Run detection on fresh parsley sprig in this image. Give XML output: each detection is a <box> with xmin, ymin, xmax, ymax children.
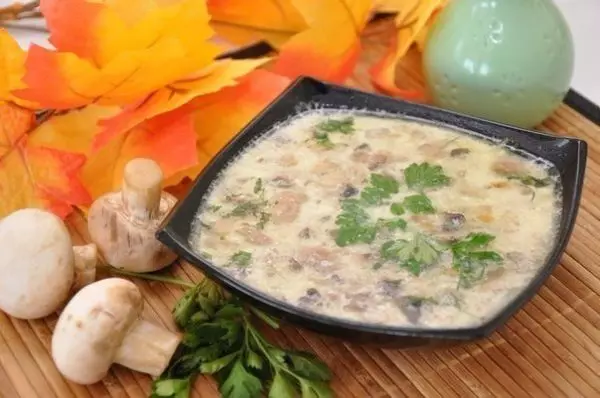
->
<box><xmin>312</xmin><ymin>117</ymin><xmax>355</xmax><ymax>148</ymax></box>
<box><xmin>152</xmin><ymin>278</ymin><xmax>333</xmax><ymax>398</ymax></box>
<box><xmin>360</xmin><ymin>173</ymin><xmax>400</xmax><ymax>205</ymax></box>
<box><xmin>335</xmin><ymin>199</ymin><xmax>378</xmax><ymax>246</ymax></box>
<box><xmin>334</xmin><ymin>174</ymin><xmax>404</xmax><ymax>247</ymax></box>
<box><xmin>404</xmin><ymin>162</ymin><xmax>450</xmax><ymax>191</ymax></box>
<box><xmin>379</xmin><ymin>234</ymin><xmax>440</xmax><ymax>275</ymax></box>
<box><xmin>450</xmin><ymin>233</ymin><xmax>503</xmax><ymax>289</ymax></box>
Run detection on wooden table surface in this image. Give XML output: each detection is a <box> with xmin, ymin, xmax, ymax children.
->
<box><xmin>2</xmin><ymin>18</ymin><xmax>600</xmax><ymax>398</ymax></box>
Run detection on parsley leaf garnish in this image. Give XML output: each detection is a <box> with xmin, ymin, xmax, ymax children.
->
<box><xmin>228</xmin><ymin>251</ymin><xmax>252</xmax><ymax>267</ymax></box>
<box><xmin>380</xmin><ymin>234</ymin><xmax>440</xmax><ymax>275</ymax></box>
<box><xmin>313</xmin><ymin>131</ymin><xmax>334</xmax><ymax>148</ymax></box>
<box><xmin>404</xmin><ymin>162</ymin><xmax>451</xmax><ymax>191</ymax></box>
<box><xmin>507</xmin><ymin>174</ymin><xmax>552</xmax><ymax>188</ymax></box>
<box><xmin>403</xmin><ymin>193</ymin><xmax>435</xmax><ymax>214</ymax></box>
<box><xmin>226</xmin><ymin>178</ymin><xmax>271</xmax><ymax>229</ymax></box>
<box><xmin>152</xmin><ymin>278</ymin><xmax>332</xmax><ymax>398</ymax></box>
<box><xmin>390</xmin><ymin>202</ymin><xmax>405</xmax><ymax>215</ymax></box>
<box><xmin>360</xmin><ymin>173</ymin><xmax>400</xmax><ymax>205</ymax></box>
<box><xmin>335</xmin><ymin>199</ymin><xmax>377</xmax><ymax>246</ymax></box>
<box><xmin>253</xmin><ymin>178</ymin><xmax>263</xmax><ymax>194</ymax></box>
<box><xmin>450</xmin><ymin>233</ymin><xmax>503</xmax><ymax>288</ymax></box>
<box><xmin>316</xmin><ymin>117</ymin><xmax>354</xmax><ymax>133</ymax></box>
<box><xmin>312</xmin><ymin>117</ymin><xmax>355</xmax><ymax>148</ymax></box>
<box><xmin>380</xmin><ymin>218</ymin><xmax>407</xmax><ymax>231</ymax></box>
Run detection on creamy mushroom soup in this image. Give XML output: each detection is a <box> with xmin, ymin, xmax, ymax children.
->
<box><xmin>190</xmin><ymin>111</ymin><xmax>561</xmax><ymax>329</ymax></box>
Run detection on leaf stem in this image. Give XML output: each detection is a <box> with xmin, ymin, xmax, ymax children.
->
<box><xmin>249</xmin><ymin>306</ymin><xmax>280</xmax><ymax>329</ymax></box>
<box><xmin>98</xmin><ymin>265</ymin><xmax>195</xmax><ymax>288</ymax></box>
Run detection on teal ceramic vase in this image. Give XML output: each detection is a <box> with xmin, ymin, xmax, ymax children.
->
<box><xmin>423</xmin><ymin>0</ymin><xmax>574</xmax><ymax>128</ymax></box>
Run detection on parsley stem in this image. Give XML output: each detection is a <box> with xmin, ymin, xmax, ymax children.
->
<box><xmin>246</xmin><ymin>322</ymin><xmax>302</xmax><ymax>381</ymax></box>
<box><xmin>249</xmin><ymin>307</ymin><xmax>280</xmax><ymax>329</ymax></box>
<box><xmin>98</xmin><ymin>265</ymin><xmax>195</xmax><ymax>288</ymax></box>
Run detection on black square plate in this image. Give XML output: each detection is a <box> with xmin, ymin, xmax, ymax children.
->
<box><xmin>157</xmin><ymin>77</ymin><xmax>587</xmax><ymax>347</ymax></box>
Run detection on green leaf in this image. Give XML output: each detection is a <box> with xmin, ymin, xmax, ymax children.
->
<box><xmin>312</xmin><ymin>117</ymin><xmax>354</xmax><ymax>148</ymax></box>
<box><xmin>288</xmin><ymin>352</ymin><xmax>331</xmax><ymax>382</ymax></box>
<box><xmin>201</xmin><ymin>352</ymin><xmax>240</xmax><ymax>374</ymax></box>
<box><xmin>450</xmin><ymin>233</ymin><xmax>503</xmax><ymax>289</ymax></box>
<box><xmin>216</xmin><ymin>304</ymin><xmax>245</xmax><ymax>319</ymax></box>
<box><xmin>250</xmin><ymin>307</ymin><xmax>280</xmax><ymax>329</ymax></box>
<box><xmin>400</xmin><ymin>258</ymin><xmax>422</xmax><ymax>276</ymax></box>
<box><xmin>299</xmin><ymin>380</ymin><xmax>334</xmax><ymax>398</ymax></box>
<box><xmin>172</xmin><ymin>286</ymin><xmax>200</xmax><ymax>328</ymax></box>
<box><xmin>195</xmin><ymin>294</ymin><xmax>216</xmax><ymax>317</ymax></box>
<box><xmin>316</xmin><ymin>117</ymin><xmax>354</xmax><ymax>133</ymax></box>
<box><xmin>267</xmin><ymin>348</ymin><xmax>288</xmax><ymax>365</ymax></box>
<box><xmin>403</xmin><ymin>194</ymin><xmax>435</xmax><ymax>214</ymax></box>
<box><xmin>246</xmin><ymin>349</ymin><xmax>264</xmax><ymax>370</ymax></box>
<box><xmin>380</xmin><ymin>234</ymin><xmax>440</xmax><ymax>276</ymax></box>
<box><xmin>380</xmin><ymin>239</ymin><xmax>412</xmax><ymax>262</ymax></box>
<box><xmin>360</xmin><ymin>174</ymin><xmax>399</xmax><ymax>205</ymax></box>
<box><xmin>404</xmin><ymin>162</ymin><xmax>450</xmax><ymax>191</ymax></box>
<box><xmin>313</xmin><ymin>130</ymin><xmax>334</xmax><ymax>148</ymax></box>
<box><xmin>335</xmin><ymin>199</ymin><xmax>377</xmax><ymax>246</ymax></box>
<box><xmin>229</xmin><ymin>251</ymin><xmax>252</xmax><ymax>267</ymax></box>
<box><xmin>183</xmin><ymin>323</ymin><xmax>228</xmax><ymax>348</ymax></box>
<box><xmin>507</xmin><ymin>174</ymin><xmax>552</xmax><ymax>188</ymax></box>
<box><xmin>253</xmin><ymin>178</ymin><xmax>263</xmax><ymax>194</ymax></box>
<box><xmin>335</xmin><ymin>225</ymin><xmax>377</xmax><ymax>246</ymax></box>
<box><xmin>412</xmin><ymin>234</ymin><xmax>440</xmax><ymax>265</ymax></box>
<box><xmin>152</xmin><ymin>378</ymin><xmax>191</xmax><ymax>398</ymax></box>
<box><xmin>269</xmin><ymin>372</ymin><xmax>297</xmax><ymax>398</ymax></box>
<box><xmin>257</xmin><ymin>211</ymin><xmax>270</xmax><ymax>230</ymax></box>
<box><xmin>452</xmin><ymin>233</ymin><xmax>495</xmax><ymax>253</ymax></box>
<box><xmin>219</xmin><ymin>359</ymin><xmax>263</xmax><ymax>398</ymax></box>
<box><xmin>228</xmin><ymin>201</ymin><xmax>263</xmax><ymax>218</ymax></box>
<box><xmin>390</xmin><ymin>202</ymin><xmax>405</xmax><ymax>215</ymax></box>
<box><xmin>383</xmin><ymin>218</ymin><xmax>407</xmax><ymax>231</ymax></box>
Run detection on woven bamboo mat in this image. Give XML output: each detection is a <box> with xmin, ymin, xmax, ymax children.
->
<box><xmin>2</xmin><ymin>18</ymin><xmax>600</xmax><ymax>398</ymax></box>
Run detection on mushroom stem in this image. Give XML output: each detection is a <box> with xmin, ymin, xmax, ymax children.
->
<box><xmin>72</xmin><ymin>244</ymin><xmax>98</xmax><ymax>291</ymax></box>
<box><xmin>121</xmin><ymin>158</ymin><xmax>163</xmax><ymax>222</ymax></box>
<box><xmin>114</xmin><ymin>319</ymin><xmax>181</xmax><ymax>377</ymax></box>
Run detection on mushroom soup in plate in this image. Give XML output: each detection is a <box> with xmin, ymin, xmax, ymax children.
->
<box><xmin>189</xmin><ymin>111</ymin><xmax>561</xmax><ymax>329</ymax></box>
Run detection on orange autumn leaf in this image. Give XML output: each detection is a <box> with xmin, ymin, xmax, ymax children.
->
<box><xmin>271</xmin><ymin>0</ymin><xmax>373</xmax><ymax>83</ymax></box>
<box><xmin>208</xmin><ymin>0</ymin><xmax>308</xmax><ymax>48</ymax></box>
<box><xmin>14</xmin><ymin>0</ymin><xmax>221</xmax><ymax>109</ymax></box>
<box><xmin>0</xmin><ymin>103</ymin><xmax>91</xmax><ymax>218</ymax></box>
<box><xmin>165</xmin><ymin>69</ymin><xmax>291</xmax><ymax>186</ymax></box>
<box><xmin>0</xmin><ymin>29</ymin><xmax>36</xmax><ymax>108</ymax></box>
<box><xmin>369</xmin><ymin>0</ymin><xmax>445</xmax><ymax>98</ymax></box>
<box><xmin>94</xmin><ymin>57</ymin><xmax>270</xmax><ymax>151</ymax></box>
<box><xmin>81</xmin><ymin>107</ymin><xmax>199</xmax><ymax>200</ymax></box>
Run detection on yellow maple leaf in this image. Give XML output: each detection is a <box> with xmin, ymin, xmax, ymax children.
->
<box><xmin>14</xmin><ymin>0</ymin><xmax>222</xmax><ymax>108</ymax></box>
<box><xmin>271</xmin><ymin>0</ymin><xmax>374</xmax><ymax>83</ymax></box>
<box><xmin>207</xmin><ymin>0</ymin><xmax>308</xmax><ymax>48</ymax></box>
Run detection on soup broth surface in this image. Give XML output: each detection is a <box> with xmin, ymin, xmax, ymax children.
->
<box><xmin>190</xmin><ymin>111</ymin><xmax>561</xmax><ymax>329</ymax></box>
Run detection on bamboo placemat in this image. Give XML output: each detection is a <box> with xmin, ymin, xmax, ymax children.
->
<box><xmin>2</xmin><ymin>18</ymin><xmax>600</xmax><ymax>398</ymax></box>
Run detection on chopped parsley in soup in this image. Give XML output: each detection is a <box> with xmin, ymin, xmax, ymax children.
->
<box><xmin>190</xmin><ymin>111</ymin><xmax>561</xmax><ymax>329</ymax></box>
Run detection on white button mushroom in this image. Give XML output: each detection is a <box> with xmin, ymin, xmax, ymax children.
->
<box><xmin>52</xmin><ymin>278</ymin><xmax>181</xmax><ymax>385</ymax></box>
<box><xmin>87</xmin><ymin>158</ymin><xmax>178</xmax><ymax>273</ymax></box>
<box><xmin>0</xmin><ymin>208</ymin><xmax>98</xmax><ymax>320</ymax></box>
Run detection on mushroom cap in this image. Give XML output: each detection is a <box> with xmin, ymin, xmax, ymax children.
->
<box><xmin>0</xmin><ymin>208</ymin><xmax>74</xmax><ymax>319</ymax></box>
<box><xmin>51</xmin><ymin>278</ymin><xmax>143</xmax><ymax>385</ymax></box>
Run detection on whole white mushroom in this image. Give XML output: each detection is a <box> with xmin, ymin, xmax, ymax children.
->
<box><xmin>0</xmin><ymin>208</ymin><xmax>98</xmax><ymax>320</ymax></box>
<box><xmin>52</xmin><ymin>278</ymin><xmax>181</xmax><ymax>384</ymax></box>
<box><xmin>87</xmin><ymin>158</ymin><xmax>178</xmax><ymax>273</ymax></box>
